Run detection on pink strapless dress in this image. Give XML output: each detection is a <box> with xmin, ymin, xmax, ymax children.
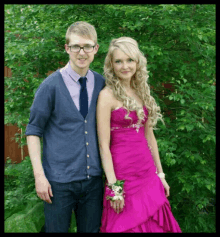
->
<box><xmin>100</xmin><ymin>106</ymin><xmax>182</xmax><ymax>233</ymax></box>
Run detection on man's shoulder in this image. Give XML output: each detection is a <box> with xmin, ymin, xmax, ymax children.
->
<box><xmin>39</xmin><ymin>70</ymin><xmax>62</xmax><ymax>88</ymax></box>
<box><xmin>35</xmin><ymin>70</ymin><xmax>62</xmax><ymax>96</ymax></box>
<box><xmin>44</xmin><ymin>69</ymin><xmax>62</xmax><ymax>83</ymax></box>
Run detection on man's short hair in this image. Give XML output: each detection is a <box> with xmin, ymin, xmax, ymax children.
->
<box><xmin>66</xmin><ymin>21</ymin><xmax>98</xmax><ymax>45</ymax></box>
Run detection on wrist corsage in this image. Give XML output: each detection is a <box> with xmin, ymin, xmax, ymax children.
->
<box><xmin>156</xmin><ymin>172</ymin><xmax>165</xmax><ymax>179</ymax></box>
<box><xmin>106</xmin><ymin>180</ymin><xmax>125</xmax><ymax>201</ymax></box>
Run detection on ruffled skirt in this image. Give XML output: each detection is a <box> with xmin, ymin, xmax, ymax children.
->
<box><xmin>100</xmin><ymin>174</ymin><xmax>181</xmax><ymax>233</ymax></box>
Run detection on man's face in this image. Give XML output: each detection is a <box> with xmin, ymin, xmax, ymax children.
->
<box><xmin>65</xmin><ymin>33</ymin><xmax>99</xmax><ymax>76</ymax></box>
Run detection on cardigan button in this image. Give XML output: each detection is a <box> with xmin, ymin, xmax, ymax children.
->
<box><xmin>85</xmin><ymin>120</ymin><xmax>87</xmax><ymax>123</ymax></box>
<box><xmin>85</xmin><ymin>131</ymin><xmax>88</xmax><ymax>134</ymax></box>
<box><xmin>86</xmin><ymin>142</ymin><xmax>89</xmax><ymax>146</ymax></box>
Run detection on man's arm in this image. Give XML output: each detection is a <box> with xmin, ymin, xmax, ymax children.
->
<box><xmin>25</xmin><ymin>79</ymin><xmax>55</xmax><ymax>203</ymax></box>
<box><xmin>27</xmin><ymin>135</ymin><xmax>44</xmax><ymax>177</ymax></box>
<box><xmin>27</xmin><ymin>136</ymin><xmax>53</xmax><ymax>203</ymax></box>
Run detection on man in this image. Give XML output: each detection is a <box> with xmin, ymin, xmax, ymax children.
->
<box><xmin>25</xmin><ymin>21</ymin><xmax>105</xmax><ymax>233</ymax></box>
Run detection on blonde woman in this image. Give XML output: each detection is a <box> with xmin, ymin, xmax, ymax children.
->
<box><xmin>97</xmin><ymin>37</ymin><xmax>181</xmax><ymax>233</ymax></box>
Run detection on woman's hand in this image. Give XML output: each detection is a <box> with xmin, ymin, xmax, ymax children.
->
<box><xmin>110</xmin><ymin>198</ymin><xmax>125</xmax><ymax>214</ymax></box>
<box><xmin>160</xmin><ymin>178</ymin><xmax>170</xmax><ymax>198</ymax></box>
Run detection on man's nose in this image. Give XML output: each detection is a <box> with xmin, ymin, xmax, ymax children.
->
<box><xmin>79</xmin><ymin>48</ymin><xmax>86</xmax><ymax>55</ymax></box>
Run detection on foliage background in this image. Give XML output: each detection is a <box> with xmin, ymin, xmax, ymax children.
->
<box><xmin>5</xmin><ymin>4</ymin><xmax>216</xmax><ymax>233</ymax></box>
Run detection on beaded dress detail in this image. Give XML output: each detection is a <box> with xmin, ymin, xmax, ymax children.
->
<box><xmin>100</xmin><ymin>106</ymin><xmax>182</xmax><ymax>233</ymax></box>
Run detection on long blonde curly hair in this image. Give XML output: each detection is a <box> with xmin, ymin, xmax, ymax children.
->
<box><xmin>104</xmin><ymin>37</ymin><xmax>164</xmax><ymax>129</ymax></box>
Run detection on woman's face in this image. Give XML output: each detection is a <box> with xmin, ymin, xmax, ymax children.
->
<box><xmin>112</xmin><ymin>48</ymin><xmax>137</xmax><ymax>82</ymax></box>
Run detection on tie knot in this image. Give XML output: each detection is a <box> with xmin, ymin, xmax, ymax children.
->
<box><xmin>79</xmin><ymin>77</ymin><xmax>87</xmax><ymax>87</ymax></box>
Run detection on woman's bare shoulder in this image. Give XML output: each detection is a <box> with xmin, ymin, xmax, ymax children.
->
<box><xmin>98</xmin><ymin>86</ymin><xmax>115</xmax><ymax>101</ymax></box>
<box><xmin>98</xmin><ymin>86</ymin><xmax>120</xmax><ymax>111</ymax></box>
<box><xmin>99</xmin><ymin>86</ymin><xmax>124</xmax><ymax>111</ymax></box>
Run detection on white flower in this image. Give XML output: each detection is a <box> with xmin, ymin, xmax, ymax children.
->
<box><xmin>112</xmin><ymin>196</ymin><xmax>123</xmax><ymax>201</ymax></box>
<box><xmin>113</xmin><ymin>186</ymin><xmax>122</xmax><ymax>193</ymax></box>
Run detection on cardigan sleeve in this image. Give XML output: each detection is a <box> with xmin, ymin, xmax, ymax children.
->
<box><xmin>25</xmin><ymin>81</ymin><xmax>54</xmax><ymax>137</ymax></box>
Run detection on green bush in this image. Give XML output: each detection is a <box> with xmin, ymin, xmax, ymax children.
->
<box><xmin>4</xmin><ymin>157</ymin><xmax>77</xmax><ymax>233</ymax></box>
<box><xmin>5</xmin><ymin>4</ymin><xmax>215</xmax><ymax>232</ymax></box>
<box><xmin>4</xmin><ymin>157</ymin><xmax>43</xmax><ymax>232</ymax></box>
<box><xmin>4</xmin><ymin>157</ymin><xmax>39</xmax><ymax>220</ymax></box>
<box><xmin>4</xmin><ymin>202</ymin><xmax>45</xmax><ymax>233</ymax></box>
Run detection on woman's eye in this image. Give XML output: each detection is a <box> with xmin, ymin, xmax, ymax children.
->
<box><xmin>115</xmin><ymin>60</ymin><xmax>121</xmax><ymax>63</ymax></box>
<box><xmin>128</xmin><ymin>58</ymin><xmax>134</xmax><ymax>62</ymax></box>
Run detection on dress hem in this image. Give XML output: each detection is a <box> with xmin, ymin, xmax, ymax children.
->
<box><xmin>100</xmin><ymin>177</ymin><xmax>181</xmax><ymax>233</ymax></box>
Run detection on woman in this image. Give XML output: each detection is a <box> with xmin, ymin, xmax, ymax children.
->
<box><xmin>97</xmin><ymin>37</ymin><xmax>181</xmax><ymax>233</ymax></box>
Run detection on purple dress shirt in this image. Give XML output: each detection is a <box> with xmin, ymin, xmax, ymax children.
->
<box><xmin>60</xmin><ymin>62</ymin><xmax>94</xmax><ymax>110</ymax></box>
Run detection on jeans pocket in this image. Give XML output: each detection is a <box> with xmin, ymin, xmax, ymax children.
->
<box><xmin>87</xmin><ymin>177</ymin><xmax>103</xmax><ymax>198</ymax></box>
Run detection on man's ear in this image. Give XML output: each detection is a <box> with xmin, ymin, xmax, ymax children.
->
<box><xmin>65</xmin><ymin>44</ymin><xmax>70</xmax><ymax>54</ymax></box>
<box><xmin>94</xmin><ymin>44</ymin><xmax>99</xmax><ymax>55</ymax></box>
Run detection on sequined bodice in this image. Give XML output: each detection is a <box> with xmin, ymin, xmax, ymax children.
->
<box><xmin>110</xmin><ymin>106</ymin><xmax>148</xmax><ymax>133</ymax></box>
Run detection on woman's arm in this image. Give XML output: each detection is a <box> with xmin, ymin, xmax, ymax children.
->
<box><xmin>97</xmin><ymin>88</ymin><xmax>125</xmax><ymax>212</ymax></box>
<box><xmin>144</xmin><ymin>119</ymin><xmax>170</xmax><ymax>197</ymax></box>
<box><xmin>144</xmin><ymin>119</ymin><xmax>163</xmax><ymax>174</ymax></box>
<box><xmin>96</xmin><ymin>88</ymin><xmax>117</xmax><ymax>185</ymax></box>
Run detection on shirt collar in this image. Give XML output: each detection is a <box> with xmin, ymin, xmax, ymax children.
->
<box><xmin>67</xmin><ymin>61</ymin><xmax>91</xmax><ymax>82</ymax></box>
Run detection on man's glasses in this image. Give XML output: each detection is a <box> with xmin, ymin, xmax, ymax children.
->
<box><xmin>67</xmin><ymin>44</ymin><xmax>96</xmax><ymax>53</ymax></box>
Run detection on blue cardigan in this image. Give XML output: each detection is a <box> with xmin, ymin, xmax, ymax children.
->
<box><xmin>25</xmin><ymin>69</ymin><xmax>105</xmax><ymax>183</ymax></box>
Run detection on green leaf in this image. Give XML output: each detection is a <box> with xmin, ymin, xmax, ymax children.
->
<box><xmin>186</xmin><ymin>124</ymin><xmax>194</xmax><ymax>131</ymax></box>
<box><xmin>177</xmin><ymin>125</ymin><xmax>185</xmax><ymax>131</ymax></box>
<box><xmin>4</xmin><ymin>202</ymin><xmax>44</xmax><ymax>233</ymax></box>
<box><xmin>180</xmin><ymin>99</ymin><xmax>185</xmax><ymax>105</ymax></box>
<box><xmin>198</xmin><ymin>34</ymin><xmax>203</xmax><ymax>40</ymax></box>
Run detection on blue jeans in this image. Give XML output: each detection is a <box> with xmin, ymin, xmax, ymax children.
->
<box><xmin>44</xmin><ymin>176</ymin><xmax>103</xmax><ymax>233</ymax></box>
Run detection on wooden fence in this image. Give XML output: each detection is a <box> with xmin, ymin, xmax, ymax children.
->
<box><xmin>4</xmin><ymin>66</ymin><xmax>29</xmax><ymax>164</ymax></box>
<box><xmin>4</xmin><ymin>124</ymin><xmax>29</xmax><ymax>164</ymax></box>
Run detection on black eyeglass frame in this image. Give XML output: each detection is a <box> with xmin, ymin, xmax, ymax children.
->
<box><xmin>67</xmin><ymin>44</ymin><xmax>96</xmax><ymax>53</ymax></box>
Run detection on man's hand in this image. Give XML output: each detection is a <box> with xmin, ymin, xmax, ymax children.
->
<box><xmin>27</xmin><ymin>136</ymin><xmax>53</xmax><ymax>203</ymax></box>
<box><xmin>35</xmin><ymin>175</ymin><xmax>53</xmax><ymax>204</ymax></box>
